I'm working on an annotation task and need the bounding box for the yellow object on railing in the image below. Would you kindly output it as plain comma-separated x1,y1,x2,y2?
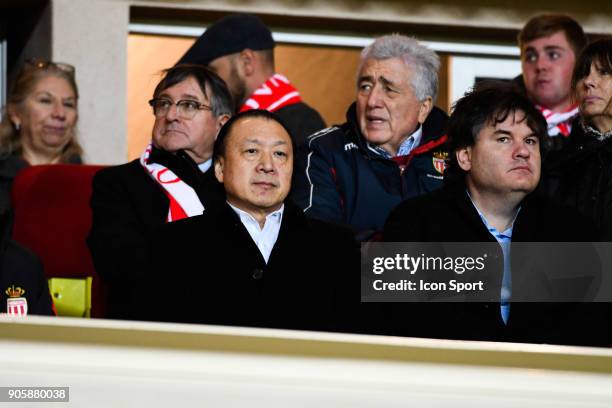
47,277,92,318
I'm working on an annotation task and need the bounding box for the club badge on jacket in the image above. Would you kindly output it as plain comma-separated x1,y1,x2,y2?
4,285,28,316
432,151,448,175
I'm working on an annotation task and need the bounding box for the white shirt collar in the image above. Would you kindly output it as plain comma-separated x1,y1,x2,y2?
198,158,212,173
227,202,284,264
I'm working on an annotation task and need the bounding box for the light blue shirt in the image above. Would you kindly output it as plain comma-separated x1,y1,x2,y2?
228,203,284,264
367,125,423,158
466,191,518,325
198,159,212,173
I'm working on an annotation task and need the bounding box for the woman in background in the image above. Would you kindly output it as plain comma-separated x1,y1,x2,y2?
0,59,82,215
574,39,612,142
542,38,612,239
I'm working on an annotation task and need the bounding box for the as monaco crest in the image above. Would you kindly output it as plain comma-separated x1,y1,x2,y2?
432,151,448,175
5,285,28,316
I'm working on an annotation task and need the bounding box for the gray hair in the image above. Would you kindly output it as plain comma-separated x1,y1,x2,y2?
359,34,440,102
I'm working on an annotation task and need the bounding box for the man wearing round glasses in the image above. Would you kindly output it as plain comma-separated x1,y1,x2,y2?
88,64,233,319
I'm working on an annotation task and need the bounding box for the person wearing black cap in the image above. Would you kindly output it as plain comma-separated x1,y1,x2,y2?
178,13,326,149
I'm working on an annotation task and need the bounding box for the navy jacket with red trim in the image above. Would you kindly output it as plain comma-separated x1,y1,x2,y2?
291,103,448,240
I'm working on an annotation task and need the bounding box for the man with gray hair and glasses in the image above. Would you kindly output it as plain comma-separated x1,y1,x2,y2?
293,34,448,240
88,64,233,318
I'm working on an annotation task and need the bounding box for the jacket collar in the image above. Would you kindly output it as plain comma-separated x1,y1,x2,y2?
443,180,534,243
344,103,372,156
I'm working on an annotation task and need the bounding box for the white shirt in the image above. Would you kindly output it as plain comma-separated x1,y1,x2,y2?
228,203,284,263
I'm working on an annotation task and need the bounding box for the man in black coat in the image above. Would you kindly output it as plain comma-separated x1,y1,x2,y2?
0,211,54,316
135,110,359,331
383,82,608,346
178,14,326,149
87,65,233,318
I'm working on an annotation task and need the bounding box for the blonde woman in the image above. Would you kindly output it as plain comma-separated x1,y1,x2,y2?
0,59,82,214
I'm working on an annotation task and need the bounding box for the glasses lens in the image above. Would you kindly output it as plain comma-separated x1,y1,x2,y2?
149,99,166,116
177,100,200,119
149,99,210,118
151,99,182,117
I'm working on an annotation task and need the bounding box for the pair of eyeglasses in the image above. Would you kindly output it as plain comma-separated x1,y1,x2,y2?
24,58,76,76
148,98,212,119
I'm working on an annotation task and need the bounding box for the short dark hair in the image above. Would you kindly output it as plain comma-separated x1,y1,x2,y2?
518,14,587,57
572,38,612,91
153,64,233,117
446,81,548,179
213,109,294,162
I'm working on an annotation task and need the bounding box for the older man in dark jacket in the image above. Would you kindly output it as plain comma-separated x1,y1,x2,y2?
292,34,448,241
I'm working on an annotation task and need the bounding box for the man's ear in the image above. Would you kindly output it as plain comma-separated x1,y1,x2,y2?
417,96,434,124
214,158,224,183
238,49,256,77
456,147,472,172
216,114,230,133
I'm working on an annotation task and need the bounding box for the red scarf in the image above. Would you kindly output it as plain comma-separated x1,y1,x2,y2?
240,74,302,113
537,104,579,137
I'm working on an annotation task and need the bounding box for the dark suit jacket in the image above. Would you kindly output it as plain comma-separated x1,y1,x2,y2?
0,211,54,316
134,201,359,332
382,181,609,346
87,154,224,318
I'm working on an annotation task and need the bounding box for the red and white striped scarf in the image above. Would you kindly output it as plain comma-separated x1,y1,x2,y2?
140,144,204,222
537,104,579,137
240,73,302,113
